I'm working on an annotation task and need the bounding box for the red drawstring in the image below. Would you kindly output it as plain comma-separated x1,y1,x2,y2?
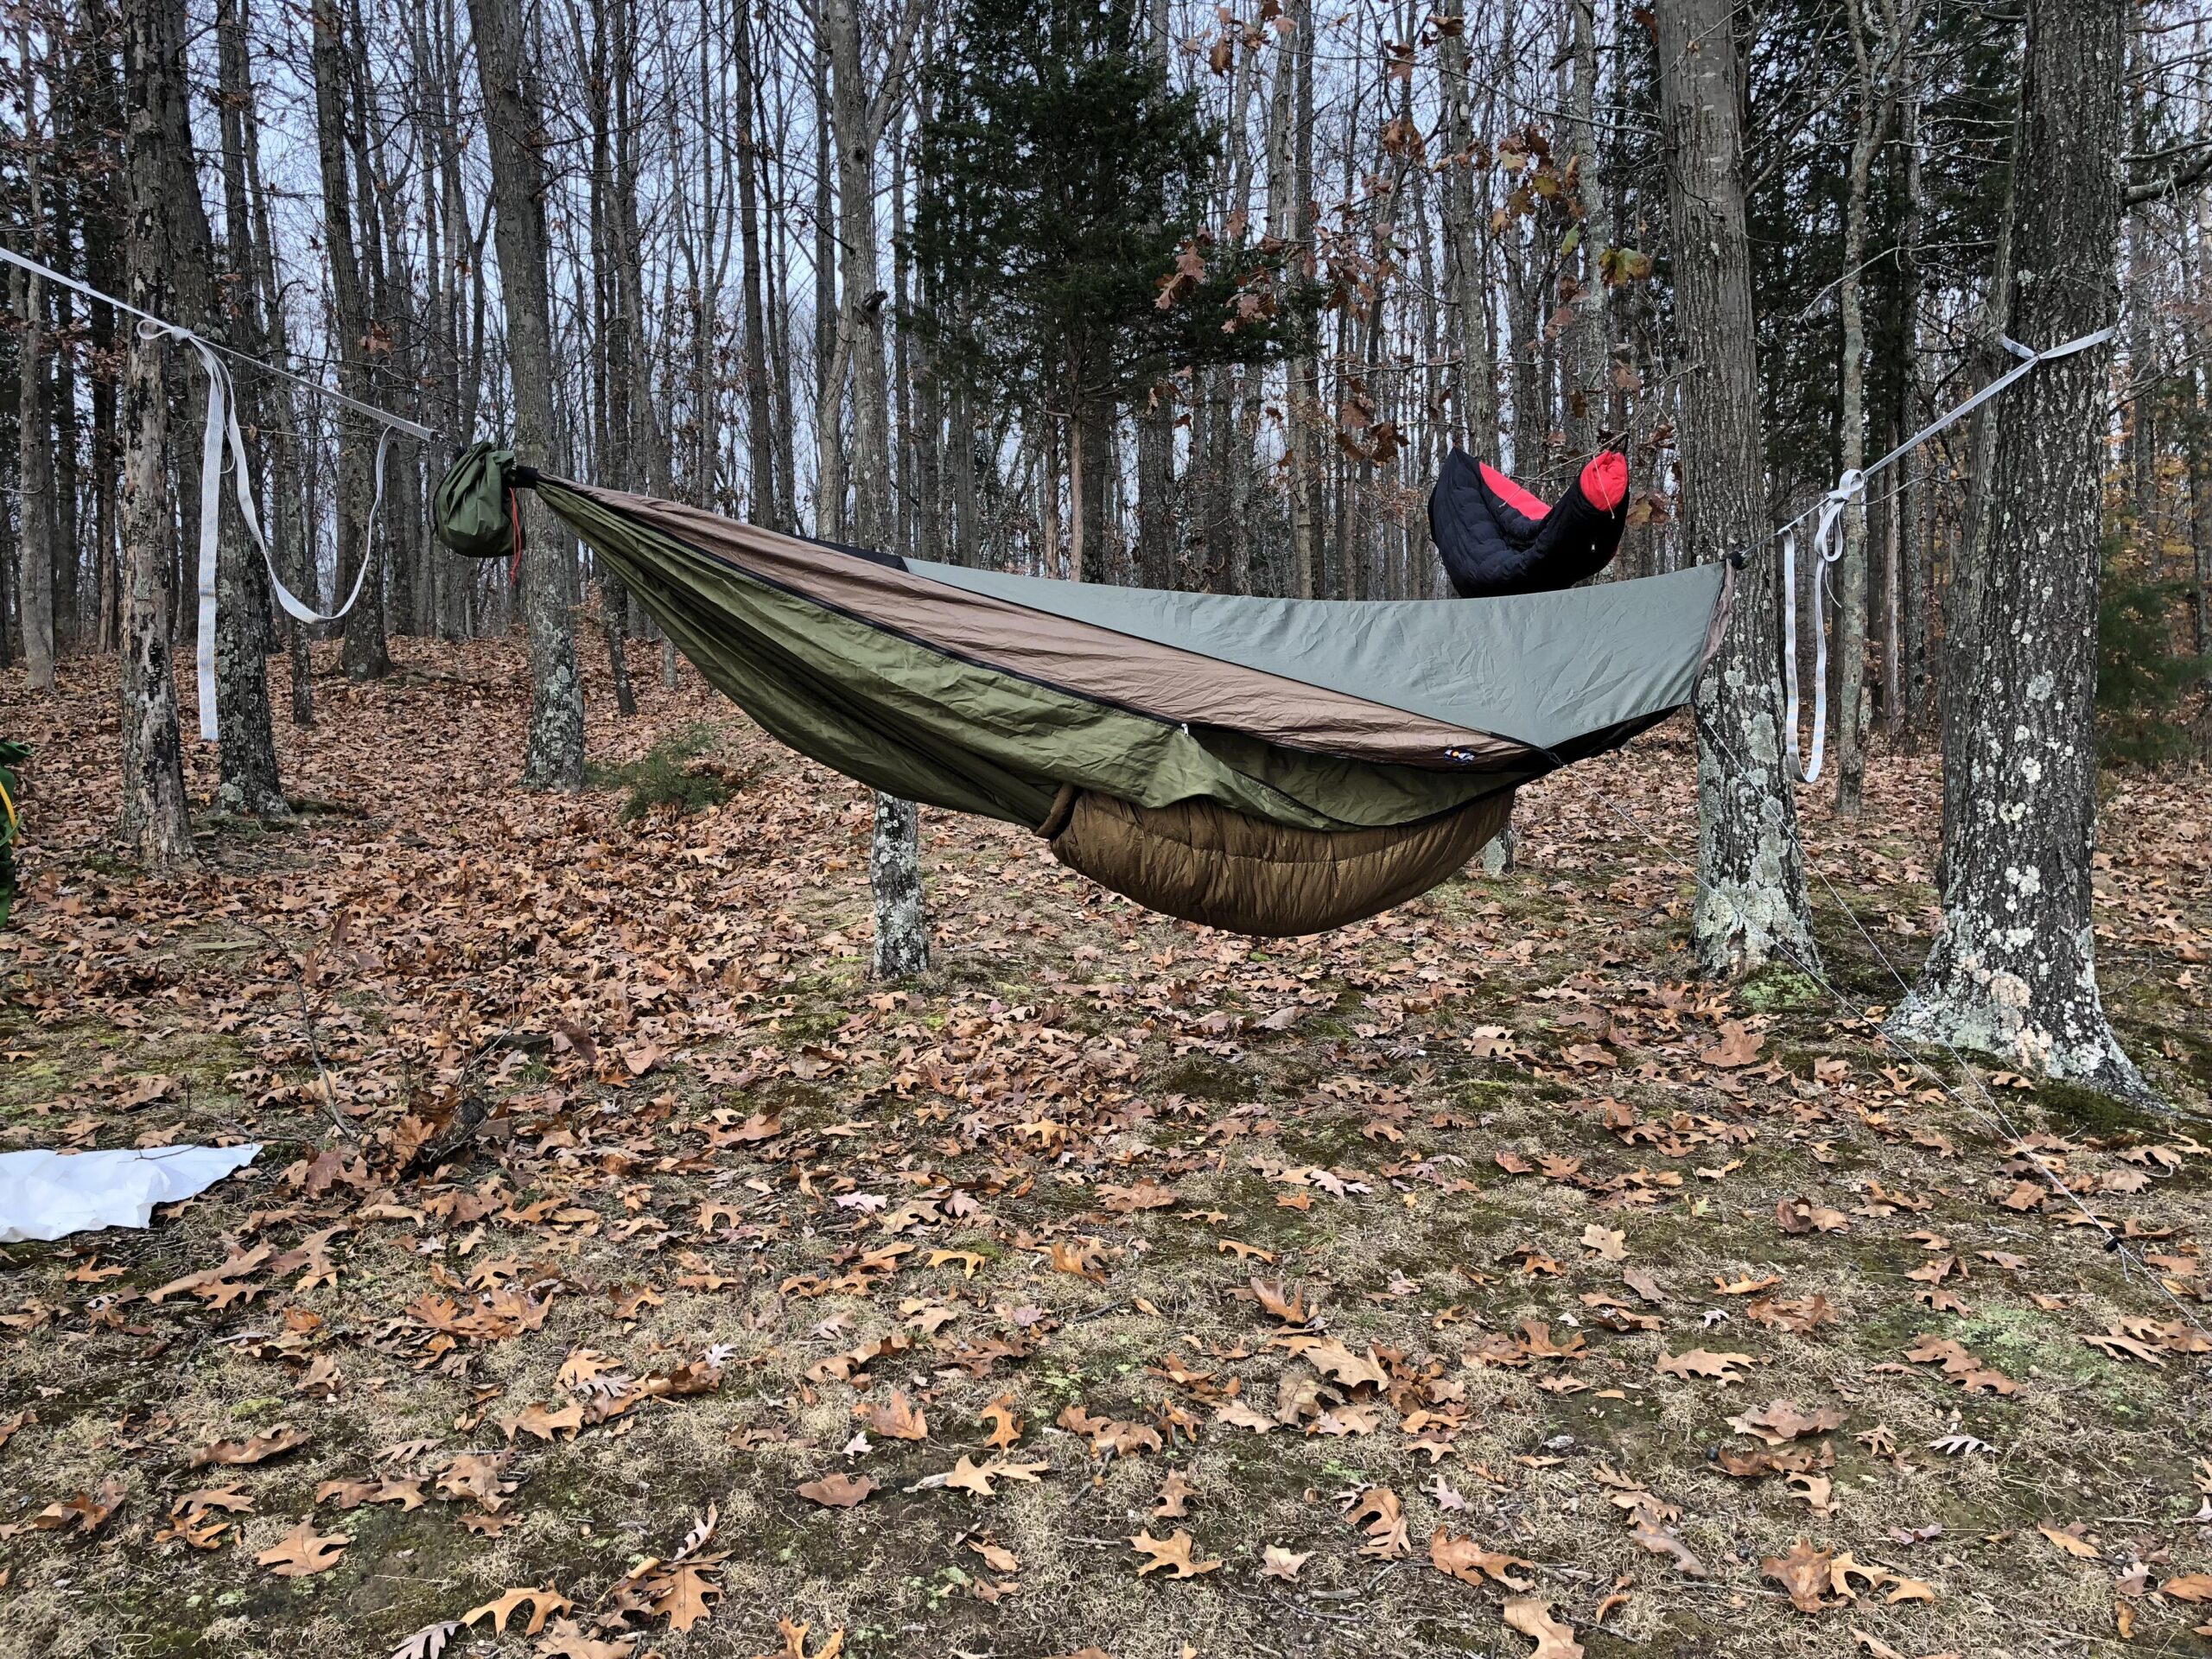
506,486,524,586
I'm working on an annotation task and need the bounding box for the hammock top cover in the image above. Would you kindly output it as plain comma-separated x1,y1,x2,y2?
437,445,1725,934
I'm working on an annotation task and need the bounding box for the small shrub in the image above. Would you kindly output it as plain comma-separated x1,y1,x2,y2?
2096,548,2208,765
588,723,747,821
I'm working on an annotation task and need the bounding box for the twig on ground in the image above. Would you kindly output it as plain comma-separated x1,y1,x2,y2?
242,920,355,1141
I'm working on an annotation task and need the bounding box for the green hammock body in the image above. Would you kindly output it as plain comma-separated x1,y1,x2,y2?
435,446,1726,935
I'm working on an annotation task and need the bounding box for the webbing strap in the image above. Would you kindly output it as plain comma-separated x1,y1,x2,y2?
1779,323,2113,784
0,244,433,742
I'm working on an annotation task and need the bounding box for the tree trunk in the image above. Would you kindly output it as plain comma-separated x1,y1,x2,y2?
467,0,586,790
1889,0,2150,1101
828,0,930,978
118,0,194,870
1655,0,1819,978
734,0,779,528
212,0,287,816
1439,0,1498,445
14,262,55,696
308,0,390,682
14,24,55,693
1831,0,1881,818
1287,0,1319,598
1896,58,1930,736
1565,0,1609,465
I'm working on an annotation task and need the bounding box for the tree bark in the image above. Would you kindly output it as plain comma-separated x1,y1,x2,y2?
118,0,194,870
827,0,931,978
1438,0,1498,446
467,0,586,789
1655,0,1820,978
1889,0,2151,1101
1564,0,1609,465
14,23,55,694
308,0,391,682
213,0,287,816
734,0,779,528
13,264,55,696
1831,0,1883,818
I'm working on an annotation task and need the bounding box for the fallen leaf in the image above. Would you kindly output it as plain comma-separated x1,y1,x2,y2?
796,1473,877,1508
1128,1528,1220,1578
1580,1224,1627,1261
1762,1540,1835,1613
1700,1021,1764,1068
1502,1597,1584,1658
1431,1527,1535,1589
1656,1349,1756,1381
2036,1522,2101,1560
858,1390,928,1441
257,1522,349,1578
463,1585,574,1637
189,1426,310,1468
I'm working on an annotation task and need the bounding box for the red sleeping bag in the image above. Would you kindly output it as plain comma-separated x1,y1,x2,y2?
1429,448,1629,598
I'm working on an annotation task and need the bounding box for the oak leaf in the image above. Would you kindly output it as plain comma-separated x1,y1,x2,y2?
257,1522,349,1577
1430,1527,1535,1589
1700,1021,1764,1068
648,1560,723,1631
858,1390,928,1441
189,1425,309,1468
1761,1540,1836,1613
1128,1528,1220,1578
795,1473,877,1508
463,1585,574,1637
1502,1598,1584,1658
978,1395,1023,1448
1729,1400,1847,1445
2035,1522,2101,1560
1344,1485,1410,1559
1655,1349,1756,1381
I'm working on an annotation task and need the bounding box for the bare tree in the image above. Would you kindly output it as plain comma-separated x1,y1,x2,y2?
117,0,194,868
1891,0,2150,1100
825,0,931,978
308,0,391,680
1656,0,1819,978
14,18,55,695
211,0,287,816
468,0,587,790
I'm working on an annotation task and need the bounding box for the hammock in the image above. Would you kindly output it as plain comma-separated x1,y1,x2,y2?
435,445,1728,937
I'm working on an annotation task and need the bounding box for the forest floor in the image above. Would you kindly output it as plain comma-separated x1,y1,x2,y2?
0,638,2209,1659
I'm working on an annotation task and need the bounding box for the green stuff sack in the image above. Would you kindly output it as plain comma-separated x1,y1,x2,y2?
434,442,521,558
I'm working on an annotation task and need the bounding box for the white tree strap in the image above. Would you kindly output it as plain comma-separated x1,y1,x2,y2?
0,244,432,742
1778,322,2114,785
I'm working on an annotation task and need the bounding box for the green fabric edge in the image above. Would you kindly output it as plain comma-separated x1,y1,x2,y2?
541,484,1523,833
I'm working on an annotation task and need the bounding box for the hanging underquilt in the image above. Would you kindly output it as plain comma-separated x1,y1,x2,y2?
435,445,1727,937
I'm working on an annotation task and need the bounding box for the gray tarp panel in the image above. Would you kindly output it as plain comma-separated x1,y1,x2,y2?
908,558,1729,755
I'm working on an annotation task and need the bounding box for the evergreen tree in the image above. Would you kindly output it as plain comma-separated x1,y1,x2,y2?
909,0,1302,577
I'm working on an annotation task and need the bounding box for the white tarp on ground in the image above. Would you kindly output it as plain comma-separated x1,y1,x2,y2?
0,1144,261,1243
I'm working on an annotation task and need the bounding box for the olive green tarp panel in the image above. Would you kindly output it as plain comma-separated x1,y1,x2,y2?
550,478,1529,770
1048,785,1517,937
539,482,1517,834
908,556,1730,755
